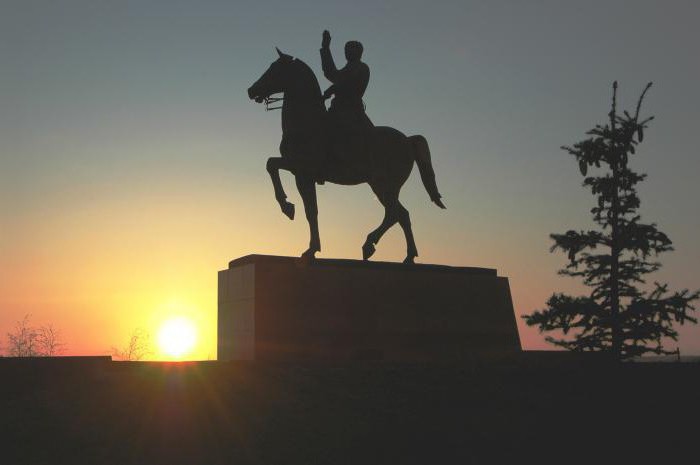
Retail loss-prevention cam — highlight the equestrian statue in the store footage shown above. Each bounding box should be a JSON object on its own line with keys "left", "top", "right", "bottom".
{"left": 247, "top": 30, "right": 445, "bottom": 264}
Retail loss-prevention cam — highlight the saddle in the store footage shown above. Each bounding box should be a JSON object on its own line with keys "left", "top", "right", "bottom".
{"left": 318, "top": 109, "right": 374, "bottom": 183}
{"left": 277, "top": 98, "right": 374, "bottom": 184}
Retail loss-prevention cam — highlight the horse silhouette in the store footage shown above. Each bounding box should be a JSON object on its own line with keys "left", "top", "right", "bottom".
{"left": 247, "top": 48, "right": 445, "bottom": 264}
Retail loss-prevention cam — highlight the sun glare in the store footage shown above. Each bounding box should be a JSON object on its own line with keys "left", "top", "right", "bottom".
{"left": 157, "top": 317, "right": 197, "bottom": 359}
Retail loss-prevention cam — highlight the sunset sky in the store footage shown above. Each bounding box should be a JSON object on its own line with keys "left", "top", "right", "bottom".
{"left": 1, "top": 1, "right": 699, "bottom": 360}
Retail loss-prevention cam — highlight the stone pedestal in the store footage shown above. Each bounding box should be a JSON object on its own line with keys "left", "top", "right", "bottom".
{"left": 218, "top": 255, "right": 520, "bottom": 361}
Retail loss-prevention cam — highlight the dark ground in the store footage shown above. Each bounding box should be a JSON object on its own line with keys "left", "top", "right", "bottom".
{"left": 1, "top": 355, "right": 698, "bottom": 464}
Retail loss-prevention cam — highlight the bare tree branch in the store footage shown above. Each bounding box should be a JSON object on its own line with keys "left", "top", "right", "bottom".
{"left": 112, "top": 329, "right": 152, "bottom": 361}
{"left": 6, "top": 315, "right": 39, "bottom": 357}
{"left": 5, "top": 315, "right": 66, "bottom": 357}
{"left": 36, "top": 324, "right": 66, "bottom": 356}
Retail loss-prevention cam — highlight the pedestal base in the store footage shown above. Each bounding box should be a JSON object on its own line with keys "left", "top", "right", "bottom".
{"left": 217, "top": 255, "right": 520, "bottom": 361}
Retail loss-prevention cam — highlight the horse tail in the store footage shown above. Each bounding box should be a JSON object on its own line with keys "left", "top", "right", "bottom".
{"left": 410, "top": 135, "right": 446, "bottom": 209}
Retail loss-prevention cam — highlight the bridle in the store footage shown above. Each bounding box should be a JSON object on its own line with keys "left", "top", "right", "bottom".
{"left": 264, "top": 95, "right": 284, "bottom": 111}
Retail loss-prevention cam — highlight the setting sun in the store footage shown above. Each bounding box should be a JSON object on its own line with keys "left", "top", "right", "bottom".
{"left": 157, "top": 317, "right": 198, "bottom": 359}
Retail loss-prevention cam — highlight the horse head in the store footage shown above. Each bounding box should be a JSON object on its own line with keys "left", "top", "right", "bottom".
{"left": 247, "top": 48, "right": 294, "bottom": 103}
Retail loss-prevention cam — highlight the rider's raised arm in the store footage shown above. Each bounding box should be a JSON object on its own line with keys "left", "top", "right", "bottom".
{"left": 320, "top": 46, "right": 340, "bottom": 83}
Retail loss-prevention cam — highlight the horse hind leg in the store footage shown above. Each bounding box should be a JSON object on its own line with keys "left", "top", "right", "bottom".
{"left": 362, "top": 206, "right": 398, "bottom": 260}
{"left": 364, "top": 136, "right": 418, "bottom": 263}
{"left": 396, "top": 201, "right": 418, "bottom": 264}
{"left": 266, "top": 157, "right": 295, "bottom": 220}
{"left": 362, "top": 186, "right": 400, "bottom": 260}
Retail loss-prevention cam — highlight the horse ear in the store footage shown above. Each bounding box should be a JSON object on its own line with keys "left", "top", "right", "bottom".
{"left": 275, "top": 47, "right": 292, "bottom": 61}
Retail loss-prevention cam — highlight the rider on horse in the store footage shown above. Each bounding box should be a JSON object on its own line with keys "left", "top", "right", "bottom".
{"left": 320, "top": 30, "right": 374, "bottom": 135}
{"left": 247, "top": 39, "right": 446, "bottom": 263}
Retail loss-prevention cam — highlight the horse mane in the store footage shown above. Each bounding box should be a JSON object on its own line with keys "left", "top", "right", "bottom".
{"left": 291, "top": 58, "right": 322, "bottom": 101}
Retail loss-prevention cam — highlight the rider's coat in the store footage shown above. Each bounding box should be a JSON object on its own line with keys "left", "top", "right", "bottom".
{"left": 320, "top": 46, "right": 373, "bottom": 131}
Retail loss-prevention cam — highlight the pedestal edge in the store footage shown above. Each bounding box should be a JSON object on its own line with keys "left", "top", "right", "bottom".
{"left": 228, "top": 254, "right": 497, "bottom": 276}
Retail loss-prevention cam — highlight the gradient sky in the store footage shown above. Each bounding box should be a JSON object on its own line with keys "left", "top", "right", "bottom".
{"left": 1, "top": 0, "right": 699, "bottom": 359}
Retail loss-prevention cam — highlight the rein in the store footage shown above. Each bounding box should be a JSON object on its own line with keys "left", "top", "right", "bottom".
{"left": 264, "top": 95, "right": 284, "bottom": 111}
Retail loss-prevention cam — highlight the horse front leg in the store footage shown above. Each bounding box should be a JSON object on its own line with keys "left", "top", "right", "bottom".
{"left": 266, "top": 157, "right": 295, "bottom": 220}
{"left": 295, "top": 175, "right": 321, "bottom": 259}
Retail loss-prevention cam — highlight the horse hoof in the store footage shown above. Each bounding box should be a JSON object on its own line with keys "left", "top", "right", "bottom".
{"left": 362, "top": 243, "right": 376, "bottom": 261}
{"left": 403, "top": 255, "right": 416, "bottom": 265}
{"left": 281, "top": 202, "right": 295, "bottom": 220}
{"left": 301, "top": 248, "right": 317, "bottom": 260}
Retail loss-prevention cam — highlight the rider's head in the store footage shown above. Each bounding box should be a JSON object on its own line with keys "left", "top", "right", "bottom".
{"left": 344, "top": 41, "right": 363, "bottom": 62}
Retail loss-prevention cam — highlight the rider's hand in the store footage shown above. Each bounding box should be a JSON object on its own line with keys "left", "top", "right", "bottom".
{"left": 322, "top": 30, "right": 331, "bottom": 48}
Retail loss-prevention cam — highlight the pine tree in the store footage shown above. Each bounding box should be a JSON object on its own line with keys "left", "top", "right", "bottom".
{"left": 524, "top": 82, "right": 699, "bottom": 359}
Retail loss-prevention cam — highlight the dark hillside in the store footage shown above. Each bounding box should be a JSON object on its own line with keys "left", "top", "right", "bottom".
{"left": 1, "top": 356, "right": 698, "bottom": 464}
